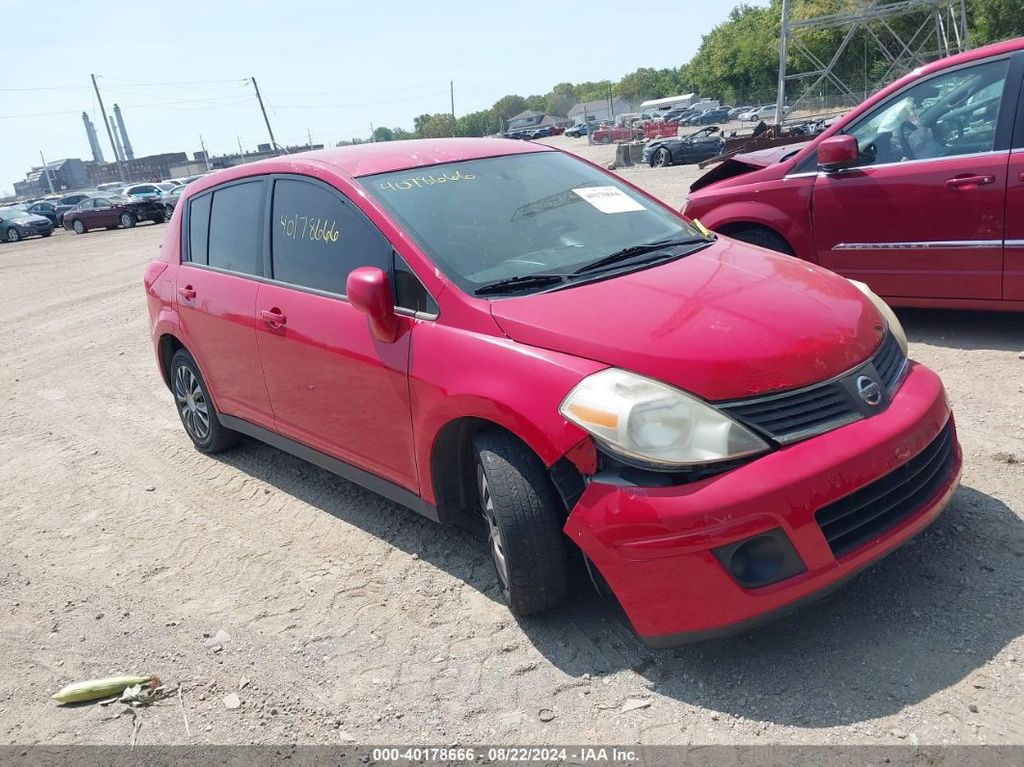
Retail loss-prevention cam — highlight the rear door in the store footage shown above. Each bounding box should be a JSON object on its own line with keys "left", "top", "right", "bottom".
{"left": 254, "top": 175, "right": 419, "bottom": 490}
{"left": 176, "top": 179, "right": 275, "bottom": 428}
{"left": 1005, "top": 57, "right": 1024, "bottom": 301}
{"left": 812, "top": 54, "right": 1019, "bottom": 301}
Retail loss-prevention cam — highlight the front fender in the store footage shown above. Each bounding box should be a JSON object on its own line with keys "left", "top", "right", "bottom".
{"left": 410, "top": 322, "right": 605, "bottom": 505}
{"left": 698, "top": 196, "right": 815, "bottom": 264}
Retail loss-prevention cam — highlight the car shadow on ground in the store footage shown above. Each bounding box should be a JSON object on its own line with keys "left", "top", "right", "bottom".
{"left": 211, "top": 436, "right": 1023, "bottom": 728}
{"left": 898, "top": 308, "right": 1022, "bottom": 352}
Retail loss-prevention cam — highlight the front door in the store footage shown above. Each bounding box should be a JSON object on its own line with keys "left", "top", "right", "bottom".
{"left": 176, "top": 178, "right": 275, "bottom": 428}
{"left": 254, "top": 176, "right": 418, "bottom": 491}
{"left": 812, "top": 55, "right": 1015, "bottom": 302}
{"left": 86, "top": 198, "right": 119, "bottom": 228}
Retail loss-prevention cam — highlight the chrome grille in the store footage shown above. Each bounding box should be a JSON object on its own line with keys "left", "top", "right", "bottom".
{"left": 718, "top": 333, "right": 907, "bottom": 445}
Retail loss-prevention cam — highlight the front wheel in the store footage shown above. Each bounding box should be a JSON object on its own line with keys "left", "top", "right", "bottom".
{"left": 473, "top": 430, "right": 570, "bottom": 616}
{"left": 40, "top": 231, "right": 52, "bottom": 238}
{"left": 170, "top": 349, "right": 240, "bottom": 454}
{"left": 728, "top": 226, "right": 795, "bottom": 256}
{"left": 72, "top": 219, "right": 87, "bottom": 234}
{"left": 6, "top": 227, "right": 20, "bottom": 243}
{"left": 120, "top": 212, "right": 136, "bottom": 229}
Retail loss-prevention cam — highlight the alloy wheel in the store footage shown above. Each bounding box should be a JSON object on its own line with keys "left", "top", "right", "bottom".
{"left": 73, "top": 220, "right": 84, "bottom": 234}
{"left": 7, "top": 228, "right": 20, "bottom": 242}
{"left": 478, "top": 462, "right": 510, "bottom": 599}
{"left": 174, "top": 364, "right": 211, "bottom": 441}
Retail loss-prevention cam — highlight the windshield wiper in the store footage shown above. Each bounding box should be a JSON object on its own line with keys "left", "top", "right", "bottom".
{"left": 473, "top": 273, "right": 566, "bottom": 296}
{"left": 571, "top": 235, "right": 705, "bottom": 275}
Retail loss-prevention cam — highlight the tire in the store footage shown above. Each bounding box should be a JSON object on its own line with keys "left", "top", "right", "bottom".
{"left": 651, "top": 147, "right": 672, "bottom": 168}
{"left": 728, "top": 226, "right": 795, "bottom": 256}
{"left": 170, "top": 349, "right": 240, "bottom": 454}
{"left": 6, "top": 227, "right": 20, "bottom": 243}
{"left": 41, "top": 231, "right": 52, "bottom": 238}
{"left": 120, "top": 212, "right": 136, "bottom": 229}
{"left": 473, "top": 429, "right": 570, "bottom": 616}
{"left": 72, "top": 219, "right": 87, "bottom": 234}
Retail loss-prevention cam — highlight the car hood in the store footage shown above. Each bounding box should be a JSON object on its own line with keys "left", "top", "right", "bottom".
{"left": 488, "top": 239, "right": 885, "bottom": 401}
{"left": 5, "top": 213, "right": 50, "bottom": 225}
{"left": 690, "top": 140, "right": 809, "bottom": 191}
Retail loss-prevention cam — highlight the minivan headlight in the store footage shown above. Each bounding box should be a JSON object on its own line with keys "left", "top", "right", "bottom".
{"left": 848, "top": 279, "right": 908, "bottom": 356}
{"left": 559, "top": 368, "right": 769, "bottom": 469}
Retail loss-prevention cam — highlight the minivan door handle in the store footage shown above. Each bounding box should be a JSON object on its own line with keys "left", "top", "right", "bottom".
{"left": 178, "top": 285, "right": 196, "bottom": 300}
{"left": 944, "top": 174, "right": 995, "bottom": 190}
{"left": 260, "top": 308, "right": 287, "bottom": 328}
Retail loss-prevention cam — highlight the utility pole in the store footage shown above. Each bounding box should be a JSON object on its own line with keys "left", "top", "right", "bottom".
{"left": 307, "top": 128, "right": 313, "bottom": 148}
{"left": 91, "top": 74, "right": 126, "bottom": 182}
{"left": 775, "top": 0, "right": 790, "bottom": 127}
{"left": 39, "top": 151, "right": 55, "bottom": 194}
{"left": 237, "top": 135, "right": 244, "bottom": 156}
{"left": 199, "top": 135, "right": 213, "bottom": 170}
{"left": 250, "top": 77, "right": 279, "bottom": 154}
{"left": 607, "top": 83, "right": 614, "bottom": 119}
{"left": 370, "top": 122, "right": 376, "bottom": 142}
{"left": 450, "top": 80, "right": 456, "bottom": 137}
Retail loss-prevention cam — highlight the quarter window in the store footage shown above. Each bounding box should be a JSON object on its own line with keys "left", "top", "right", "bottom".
{"left": 208, "top": 181, "right": 265, "bottom": 275}
{"left": 845, "top": 58, "right": 1009, "bottom": 166}
{"left": 187, "top": 193, "right": 212, "bottom": 266}
{"left": 270, "top": 178, "right": 389, "bottom": 294}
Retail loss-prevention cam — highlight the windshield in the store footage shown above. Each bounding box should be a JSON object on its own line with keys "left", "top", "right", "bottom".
{"left": 0, "top": 207, "right": 32, "bottom": 219}
{"left": 360, "top": 152, "right": 703, "bottom": 294}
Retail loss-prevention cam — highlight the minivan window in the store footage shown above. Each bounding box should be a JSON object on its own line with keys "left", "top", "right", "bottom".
{"left": 845, "top": 57, "right": 1009, "bottom": 166}
{"left": 270, "top": 178, "right": 389, "bottom": 294}
{"left": 187, "top": 193, "right": 212, "bottom": 266}
{"left": 360, "top": 152, "right": 701, "bottom": 294}
{"left": 208, "top": 181, "right": 264, "bottom": 275}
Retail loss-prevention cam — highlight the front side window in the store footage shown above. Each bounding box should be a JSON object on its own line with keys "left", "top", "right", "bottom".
{"left": 270, "top": 178, "right": 389, "bottom": 294}
{"left": 845, "top": 58, "right": 1009, "bottom": 166}
{"left": 207, "top": 181, "right": 264, "bottom": 275}
{"left": 360, "top": 152, "right": 702, "bottom": 295}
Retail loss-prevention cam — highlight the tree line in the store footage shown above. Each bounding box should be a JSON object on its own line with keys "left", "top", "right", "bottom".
{"left": 352, "top": 0, "right": 1023, "bottom": 144}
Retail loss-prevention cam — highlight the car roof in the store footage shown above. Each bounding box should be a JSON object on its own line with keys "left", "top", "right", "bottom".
{"left": 193, "top": 138, "right": 554, "bottom": 191}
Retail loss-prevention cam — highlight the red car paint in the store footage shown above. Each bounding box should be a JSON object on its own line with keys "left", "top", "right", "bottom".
{"left": 644, "top": 122, "right": 678, "bottom": 140}
{"left": 685, "top": 37, "right": 1024, "bottom": 311}
{"left": 146, "top": 138, "right": 960, "bottom": 646}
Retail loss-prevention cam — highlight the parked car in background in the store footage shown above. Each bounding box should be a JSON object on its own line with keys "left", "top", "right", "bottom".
{"left": 63, "top": 195, "right": 168, "bottom": 233}
{"left": 529, "top": 126, "right": 553, "bottom": 139}
{"left": 123, "top": 183, "right": 165, "bottom": 200}
{"left": 591, "top": 124, "right": 638, "bottom": 143}
{"left": 692, "top": 107, "right": 732, "bottom": 125}
{"left": 0, "top": 207, "right": 54, "bottom": 241}
{"left": 96, "top": 182, "right": 126, "bottom": 193}
{"left": 644, "top": 126, "right": 726, "bottom": 167}
{"left": 565, "top": 123, "right": 589, "bottom": 137}
{"left": 27, "top": 200, "right": 59, "bottom": 225}
{"left": 728, "top": 105, "right": 754, "bottom": 119}
{"left": 161, "top": 185, "right": 185, "bottom": 210}
{"left": 54, "top": 192, "right": 93, "bottom": 224}
{"left": 685, "top": 37, "right": 1024, "bottom": 311}
{"left": 146, "top": 138, "right": 960, "bottom": 647}
{"left": 746, "top": 105, "right": 790, "bottom": 121}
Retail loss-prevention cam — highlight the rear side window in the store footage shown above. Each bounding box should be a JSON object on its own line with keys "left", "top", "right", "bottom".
{"left": 270, "top": 178, "right": 389, "bottom": 294}
{"left": 187, "top": 193, "right": 211, "bottom": 265}
{"left": 208, "top": 181, "right": 265, "bottom": 275}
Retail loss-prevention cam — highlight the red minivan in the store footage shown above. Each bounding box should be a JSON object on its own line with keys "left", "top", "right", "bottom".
{"left": 685, "top": 37, "right": 1024, "bottom": 311}
{"left": 145, "top": 138, "right": 961, "bottom": 647}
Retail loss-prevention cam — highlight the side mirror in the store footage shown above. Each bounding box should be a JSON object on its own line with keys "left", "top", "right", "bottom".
{"left": 818, "top": 135, "right": 859, "bottom": 171}
{"left": 347, "top": 266, "right": 399, "bottom": 343}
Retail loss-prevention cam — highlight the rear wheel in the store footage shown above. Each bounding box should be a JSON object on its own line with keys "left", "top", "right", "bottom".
{"left": 170, "top": 349, "right": 240, "bottom": 454}
{"left": 6, "top": 227, "right": 20, "bottom": 243}
{"left": 473, "top": 429, "right": 570, "bottom": 616}
{"left": 727, "top": 226, "right": 795, "bottom": 256}
{"left": 120, "top": 212, "right": 136, "bottom": 229}
{"left": 72, "top": 219, "right": 87, "bottom": 234}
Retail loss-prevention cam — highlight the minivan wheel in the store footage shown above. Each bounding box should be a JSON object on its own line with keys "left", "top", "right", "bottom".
{"left": 72, "top": 220, "right": 86, "bottom": 234}
{"left": 473, "top": 429, "right": 570, "bottom": 616}
{"left": 170, "top": 349, "right": 239, "bottom": 454}
{"left": 6, "top": 227, "right": 20, "bottom": 242}
{"left": 728, "top": 226, "right": 795, "bottom": 256}
{"left": 120, "top": 212, "right": 136, "bottom": 228}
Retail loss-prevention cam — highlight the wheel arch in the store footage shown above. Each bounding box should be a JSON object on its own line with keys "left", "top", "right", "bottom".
{"left": 694, "top": 199, "right": 814, "bottom": 263}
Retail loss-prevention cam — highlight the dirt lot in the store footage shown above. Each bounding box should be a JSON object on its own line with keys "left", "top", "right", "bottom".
{"left": 1, "top": 146, "right": 1022, "bottom": 747}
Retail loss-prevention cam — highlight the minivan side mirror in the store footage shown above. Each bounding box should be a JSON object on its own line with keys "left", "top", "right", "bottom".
{"left": 818, "top": 135, "right": 859, "bottom": 171}
{"left": 347, "top": 266, "right": 399, "bottom": 343}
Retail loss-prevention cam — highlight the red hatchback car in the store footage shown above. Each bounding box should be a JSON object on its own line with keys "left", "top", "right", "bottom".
{"left": 685, "top": 37, "right": 1024, "bottom": 311}
{"left": 145, "top": 138, "right": 961, "bottom": 647}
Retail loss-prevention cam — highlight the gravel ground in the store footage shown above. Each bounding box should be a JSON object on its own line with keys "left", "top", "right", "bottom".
{"left": 1, "top": 144, "right": 1022, "bottom": 747}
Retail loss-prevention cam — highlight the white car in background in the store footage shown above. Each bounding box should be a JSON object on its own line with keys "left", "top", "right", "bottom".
{"left": 745, "top": 105, "right": 791, "bottom": 121}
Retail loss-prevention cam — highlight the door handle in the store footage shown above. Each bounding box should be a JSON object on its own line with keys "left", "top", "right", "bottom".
{"left": 260, "top": 308, "right": 287, "bottom": 328}
{"left": 944, "top": 174, "right": 995, "bottom": 190}
{"left": 178, "top": 285, "right": 196, "bottom": 300}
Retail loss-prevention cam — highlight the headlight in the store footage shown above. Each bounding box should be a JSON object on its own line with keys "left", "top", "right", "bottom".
{"left": 559, "top": 368, "right": 769, "bottom": 469}
{"left": 848, "top": 280, "right": 908, "bottom": 356}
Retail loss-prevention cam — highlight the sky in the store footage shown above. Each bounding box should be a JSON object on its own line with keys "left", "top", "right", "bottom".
{"left": 0, "top": 0, "right": 764, "bottom": 195}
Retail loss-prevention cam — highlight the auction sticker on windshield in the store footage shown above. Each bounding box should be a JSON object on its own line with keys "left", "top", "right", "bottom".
{"left": 572, "top": 186, "right": 646, "bottom": 214}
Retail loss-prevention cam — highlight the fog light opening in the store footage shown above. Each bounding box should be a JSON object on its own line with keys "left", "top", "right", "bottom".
{"left": 714, "top": 529, "right": 806, "bottom": 589}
